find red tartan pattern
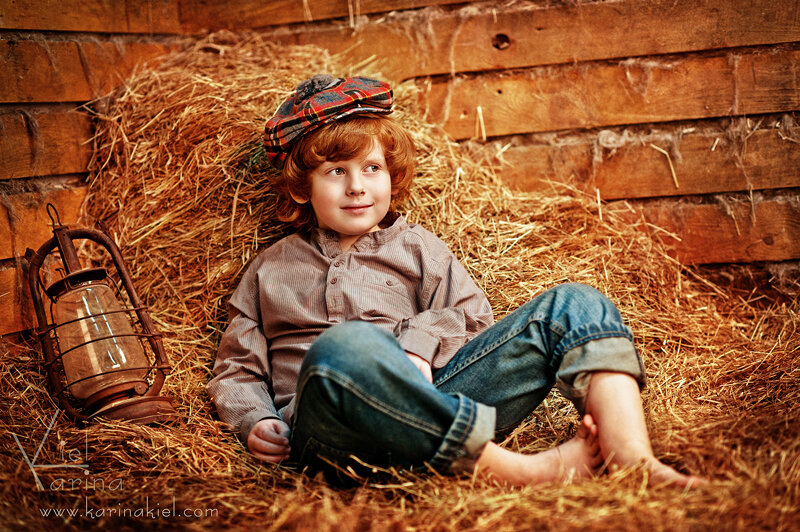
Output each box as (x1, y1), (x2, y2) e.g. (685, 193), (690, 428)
(264, 76), (393, 169)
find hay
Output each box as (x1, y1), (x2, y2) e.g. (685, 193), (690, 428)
(2, 31), (799, 530)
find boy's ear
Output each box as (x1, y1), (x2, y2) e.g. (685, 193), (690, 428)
(391, 188), (399, 196)
(290, 192), (309, 204)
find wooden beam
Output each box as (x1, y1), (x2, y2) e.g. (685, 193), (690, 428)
(0, 0), (181, 34)
(0, 186), (87, 261)
(622, 198), (800, 264)
(272, 0), (800, 81)
(422, 47), (800, 140)
(493, 126), (800, 199)
(0, 264), (35, 336)
(596, 127), (800, 199)
(178, 0), (462, 31)
(0, 39), (172, 104)
(0, 111), (93, 180)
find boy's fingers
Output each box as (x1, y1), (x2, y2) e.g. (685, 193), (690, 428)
(421, 365), (433, 383)
(249, 430), (291, 455)
(405, 352), (433, 383)
(416, 362), (433, 383)
(257, 428), (290, 445)
(276, 423), (291, 439)
(251, 438), (290, 456)
(253, 421), (291, 444)
(576, 418), (589, 439)
(252, 450), (291, 464)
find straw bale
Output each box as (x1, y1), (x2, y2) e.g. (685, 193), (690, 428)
(1, 31), (798, 531)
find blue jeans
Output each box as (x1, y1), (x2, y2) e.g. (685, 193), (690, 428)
(288, 283), (645, 481)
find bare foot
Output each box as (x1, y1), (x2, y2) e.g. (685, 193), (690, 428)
(476, 415), (602, 486)
(556, 413), (603, 482)
(584, 372), (707, 488)
(643, 458), (707, 488)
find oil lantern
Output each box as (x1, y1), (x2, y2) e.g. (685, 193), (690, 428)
(24, 204), (176, 424)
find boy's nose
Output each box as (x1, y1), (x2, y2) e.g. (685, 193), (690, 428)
(346, 176), (366, 196)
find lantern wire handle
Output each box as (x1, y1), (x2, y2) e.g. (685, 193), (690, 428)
(46, 203), (62, 228)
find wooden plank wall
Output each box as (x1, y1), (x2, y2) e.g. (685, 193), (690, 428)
(247, 0), (800, 268)
(0, 1), (466, 335)
(0, 1), (181, 335)
(2, 0), (798, 334)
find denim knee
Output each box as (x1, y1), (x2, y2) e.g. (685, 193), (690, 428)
(541, 284), (645, 412)
(292, 320), (495, 476)
(301, 321), (399, 379)
(527, 283), (633, 356)
(544, 282), (624, 324)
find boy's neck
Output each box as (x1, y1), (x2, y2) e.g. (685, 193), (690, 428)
(326, 212), (399, 252)
(338, 234), (360, 252)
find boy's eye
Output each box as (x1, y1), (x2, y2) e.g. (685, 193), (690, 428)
(365, 164), (380, 173)
(327, 167), (345, 176)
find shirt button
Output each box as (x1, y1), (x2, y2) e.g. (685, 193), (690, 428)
(386, 279), (393, 286)
(330, 278), (338, 284)
(333, 261), (342, 267)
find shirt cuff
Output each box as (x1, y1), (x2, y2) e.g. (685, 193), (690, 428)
(239, 409), (280, 443)
(398, 326), (440, 363)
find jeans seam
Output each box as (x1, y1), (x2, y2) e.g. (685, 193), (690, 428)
(298, 366), (445, 438)
(559, 329), (633, 354)
(436, 315), (632, 387)
(435, 313), (547, 386)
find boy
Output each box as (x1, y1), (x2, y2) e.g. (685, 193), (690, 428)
(208, 75), (700, 487)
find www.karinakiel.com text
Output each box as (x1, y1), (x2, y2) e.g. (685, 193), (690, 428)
(39, 496), (218, 520)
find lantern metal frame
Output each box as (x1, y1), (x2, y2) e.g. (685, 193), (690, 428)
(24, 205), (176, 424)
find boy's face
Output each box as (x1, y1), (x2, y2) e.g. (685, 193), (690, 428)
(300, 141), (395, 251)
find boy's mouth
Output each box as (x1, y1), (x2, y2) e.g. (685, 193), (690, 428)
(341, 203), (373, 213)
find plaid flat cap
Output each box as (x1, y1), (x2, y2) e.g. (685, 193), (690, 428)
(264, 74), (393, 169)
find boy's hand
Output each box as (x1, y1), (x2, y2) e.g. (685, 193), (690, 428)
(248, 418), (291, 463)
(406, 351), (433, 383)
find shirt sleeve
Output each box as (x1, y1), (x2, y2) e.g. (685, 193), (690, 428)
(394, 240), (494, 369)
(207, 260), (279, 443)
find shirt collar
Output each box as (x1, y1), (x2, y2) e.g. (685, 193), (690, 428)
(311, 213), (406, 257)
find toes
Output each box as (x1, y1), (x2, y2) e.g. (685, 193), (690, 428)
(576, 419), (590, 439)
(576, 414), (597, 439)
(590, 450), (604, 468)
(685, 476), (709, 488)
(647, 460), (708, 488)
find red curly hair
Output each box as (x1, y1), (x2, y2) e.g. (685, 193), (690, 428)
(275, 114), (416, 229)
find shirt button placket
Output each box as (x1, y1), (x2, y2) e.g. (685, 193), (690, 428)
(326, 260), (344, 322)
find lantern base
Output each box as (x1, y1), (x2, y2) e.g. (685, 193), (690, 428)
(89, 395), (178, 424)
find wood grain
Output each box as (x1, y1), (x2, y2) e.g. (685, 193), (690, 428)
(272, 0), (800, 81)
(0, 39), (171, 104)
(0, 264), (35, 336)
(421, 48), (800, 139)
(624, 198), (800, 264)
(0, 0), (181, 34)
(494, 127), (800, 199)
(0, 111), (93, 180)
(179, 0), (462, 31)
(0, 186), (88, 261)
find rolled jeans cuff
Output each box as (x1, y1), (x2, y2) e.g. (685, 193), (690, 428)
(556, 336), (646, 414)
(428, 393), (496, 474)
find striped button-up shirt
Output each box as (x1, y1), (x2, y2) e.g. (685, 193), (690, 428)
(207, 215), (495, 440)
